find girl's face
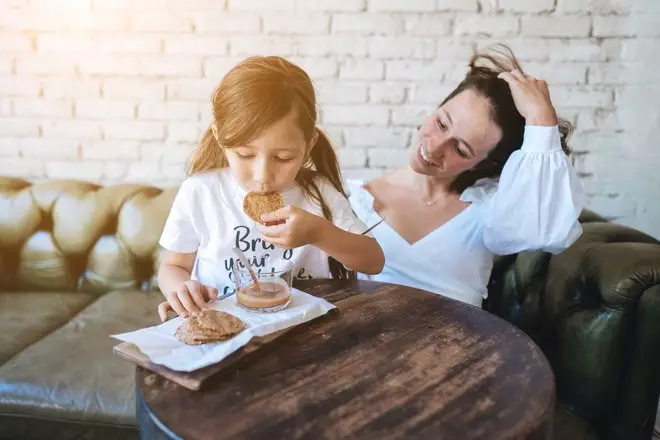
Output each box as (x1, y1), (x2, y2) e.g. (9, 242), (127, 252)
(223, 109), (316, 193)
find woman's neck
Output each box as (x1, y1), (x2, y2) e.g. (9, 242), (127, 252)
(404, 168), (454, 201)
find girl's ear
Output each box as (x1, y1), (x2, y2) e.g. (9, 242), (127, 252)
(307, 128), (319, 154)
(211, 122), (219, 142)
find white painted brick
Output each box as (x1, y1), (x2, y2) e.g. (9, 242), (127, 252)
(552, 86), (614, 108)
(92, 0), (165, 8)
(521, 16), (591, 37)
(385, 60), (448, 81)
(619, 39), (655, 61)
(588, 63), (632, 85)
(391, 106), (429, 127)
(164, 36), (228, 55)
(525, 63), (588, 85)
(43, 78), (102, 99)
(435, 38), (476, 60)
(332, 13), (403, 35)
(264, 13), (331, 35)
(316, 81), (368, 104)
(322, 105), (389, 125)
(36, 34), (96, 53)
(167, 122), (204, 142)
(77, 55), (141, 76)
(0, 56), (12, 75)
(338, 148), (367, 168)
(296, 0), (366, 11)
(0, 138), (20, 157)
(133, 12), (193, 32)
(1, 10), (129, 31)
(404, 15), (452, 36)
(140, 56), (203, 77)
(41, 120), (102, 140)
(0, 119), (36, 140)
(437, 0), (478, 11)
(193, 12), (262, 34)
(339, 59), (385, 80)
(0, 99), (10, 117)
(0, 77), (41, 97)
(556, 0), (630, 15)
(594, 16), (660, 38)
(585, 193), (636, 218)
(369, 83), (407, 104)
(75, 100), (136, 119)
(203, 57), (245, 79)
(318, 126), (344, 147)
(368, 148), (410, 167)
(138, 101), (200, 121)
(31, 0), (91, 8)
(368, 0), (435, 12)
(342, 167), (384, 180)
(0, 34), (32, 52)
(104, 121), (165, 140)
(82, 141), (140, 160)
(140, 142), (195, 163)
(497, 0), (554, 13)
(13, 99), (72, 117)
(99, 35), (162, 53)
(369, 37), (436, 59)
(297, 36), (368, 57)
(101, 161), (129, 182)
(230, 36), (295, 56)
(160, 164), (187, 180)
(0, 159), (44, 178)
(344, 127), (411, 148)
(104, 78), (166, 100)
(46, 160), (106, 181)
(18, 139), (80, 159)
(454, 15), (519, 37)
(16, 55), (77, 75)
(288, 57), (338, 79)
(409, 83), (455, 104)
(125, 162), (164, 182)
(167, 79), (216, 101)
(228, 0), (294, 10)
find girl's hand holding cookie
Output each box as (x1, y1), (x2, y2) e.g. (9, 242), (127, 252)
(257, 206), (326, 249)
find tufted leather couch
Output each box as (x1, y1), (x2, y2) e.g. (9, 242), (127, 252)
(1, 176), (659, 440)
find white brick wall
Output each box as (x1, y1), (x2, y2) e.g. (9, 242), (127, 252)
(0, 0), (659, 238)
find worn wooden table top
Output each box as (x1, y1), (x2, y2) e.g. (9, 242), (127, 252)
(136, 280), (555, 440)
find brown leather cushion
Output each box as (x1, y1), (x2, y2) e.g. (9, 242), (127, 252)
(0, 289), (163, 427)
(0, 292), (95, 364)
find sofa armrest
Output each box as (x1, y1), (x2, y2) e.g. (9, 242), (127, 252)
(543, 221), (660, 439)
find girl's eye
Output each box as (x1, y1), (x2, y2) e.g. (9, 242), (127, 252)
(436, 118), (447, 130)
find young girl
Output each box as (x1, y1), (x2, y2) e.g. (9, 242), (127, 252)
(157, 56), (384, 322)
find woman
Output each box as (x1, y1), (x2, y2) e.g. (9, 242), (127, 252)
(348, 46), (584, 307)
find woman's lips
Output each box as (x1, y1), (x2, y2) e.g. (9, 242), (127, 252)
(418, 144), (438, 168)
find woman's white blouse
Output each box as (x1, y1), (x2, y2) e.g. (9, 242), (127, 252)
(348, 125), (585, 307)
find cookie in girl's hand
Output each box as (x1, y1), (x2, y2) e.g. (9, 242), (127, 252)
(243, 192), (285, 225)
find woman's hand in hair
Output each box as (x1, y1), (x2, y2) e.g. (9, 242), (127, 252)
(257, 206), (326, 249)
(498, 70), (558, 126)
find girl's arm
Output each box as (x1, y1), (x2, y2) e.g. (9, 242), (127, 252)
(258, 206), (385, 275)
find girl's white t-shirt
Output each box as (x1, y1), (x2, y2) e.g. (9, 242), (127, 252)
(159, 169), (368, 297)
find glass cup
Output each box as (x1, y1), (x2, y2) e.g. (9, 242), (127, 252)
(234, 256), (293, 313)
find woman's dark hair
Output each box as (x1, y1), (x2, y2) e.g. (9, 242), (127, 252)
(446, 44), (573, 194)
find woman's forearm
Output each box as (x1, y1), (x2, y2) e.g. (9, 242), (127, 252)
(313, 223), (384, 274)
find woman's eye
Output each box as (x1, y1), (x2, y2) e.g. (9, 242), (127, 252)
(237, 153), (254, 159)
(436, 118), (447, 130)
(454, 144), (468, 158)
(275, 156), (294, 163)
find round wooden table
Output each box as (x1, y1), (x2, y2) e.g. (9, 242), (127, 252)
(136, 280), (555, 440)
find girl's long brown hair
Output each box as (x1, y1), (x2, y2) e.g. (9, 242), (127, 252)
(186, 55), (345, 222)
